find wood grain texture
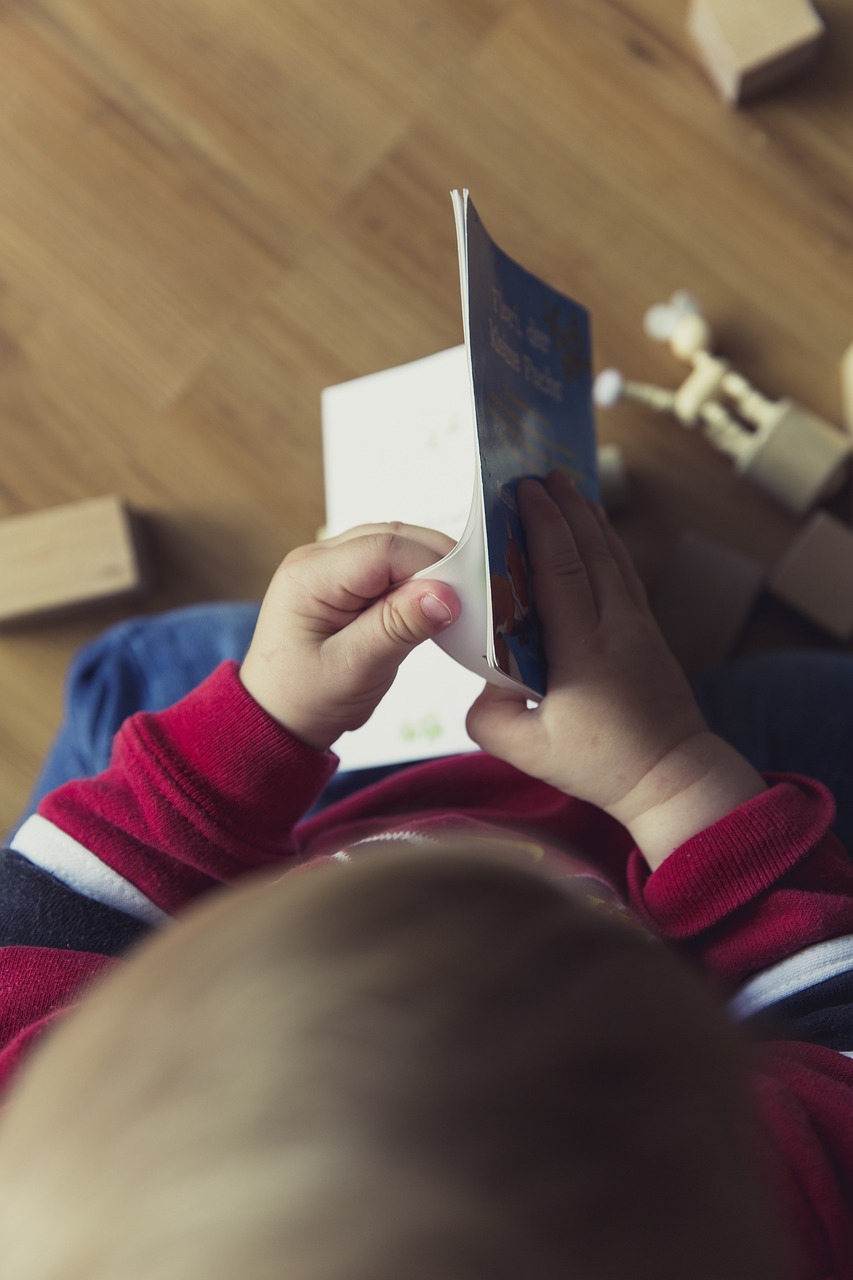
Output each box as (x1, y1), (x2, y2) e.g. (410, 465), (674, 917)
(1, 0), (852, 830)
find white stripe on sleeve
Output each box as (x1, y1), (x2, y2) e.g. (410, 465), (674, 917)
(729, 933), (853, 1020)
(10, 814), (170, 927)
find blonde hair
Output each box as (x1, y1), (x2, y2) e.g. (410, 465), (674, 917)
(0, 839), (790, 1279)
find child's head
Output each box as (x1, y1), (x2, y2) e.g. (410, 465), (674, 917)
(0, 839), (789, 1279)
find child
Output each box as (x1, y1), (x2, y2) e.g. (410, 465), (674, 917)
(0, 471), (851, 1277)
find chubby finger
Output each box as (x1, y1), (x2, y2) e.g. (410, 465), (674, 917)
(541, 472), (634, 618)
(330, 576), (462, 690)
(317, 521), (455, 563)
(543, 471), (609, 560)
(517, 478), (600, 638)
(466, 683), (536, 768)
(292, 530), (457, 615)
(466, 686), (545, 773)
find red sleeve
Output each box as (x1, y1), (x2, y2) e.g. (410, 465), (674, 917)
(0, 950), (115, 1094)
(37, 661), (337, 915)
(628, 775), (853, 1277)
(626, 775), (853, 986)
(751, 1043), (853, 1278)
(1, 662), (336, 1098)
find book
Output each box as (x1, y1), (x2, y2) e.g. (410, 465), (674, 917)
(321, 190), (598, 770)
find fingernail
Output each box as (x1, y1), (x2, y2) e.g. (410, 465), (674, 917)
(421, 593), (454, 626)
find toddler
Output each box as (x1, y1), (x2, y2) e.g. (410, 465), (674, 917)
(0, 472), (851, 1278)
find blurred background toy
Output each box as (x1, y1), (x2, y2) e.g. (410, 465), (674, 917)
(687, 0), (825, 105)
(594, 291), (851, 517)
(0, 497), (147, 627)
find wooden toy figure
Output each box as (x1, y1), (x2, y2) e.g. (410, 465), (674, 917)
(594, 292), (851, 517)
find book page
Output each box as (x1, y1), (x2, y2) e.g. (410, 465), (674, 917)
(322, 345), (474, 539)
(321, 346), (483, 770)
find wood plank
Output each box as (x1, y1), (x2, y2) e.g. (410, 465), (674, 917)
(15, 0), (514, 256)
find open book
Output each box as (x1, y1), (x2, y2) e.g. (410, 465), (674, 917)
(321, 190), (598, 770)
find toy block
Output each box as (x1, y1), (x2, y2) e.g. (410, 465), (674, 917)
(841, 341), (853, 433)
(649, 531), (765, 679)
(687, 0), (825, 105)
(769, 511), (853, 640)
(0, 496), (147, 625)
(596, 444), (629, 511)
(735, 399), (850, 517)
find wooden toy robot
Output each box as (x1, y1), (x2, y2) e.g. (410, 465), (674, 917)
(594, 292), (850, 516)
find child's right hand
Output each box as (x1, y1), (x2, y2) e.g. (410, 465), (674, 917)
(466, 472), (765, 868)
(240, 522), (460, 753)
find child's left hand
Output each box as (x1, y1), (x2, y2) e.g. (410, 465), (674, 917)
(240, 523), (461, 751)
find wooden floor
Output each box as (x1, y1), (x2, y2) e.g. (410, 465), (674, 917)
(2, 0), (853, 831)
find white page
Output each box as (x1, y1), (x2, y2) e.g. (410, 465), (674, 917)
(322, 345), (474, 535)
(321, 346), (484, 770)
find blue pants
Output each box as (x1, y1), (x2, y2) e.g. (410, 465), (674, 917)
(13, 603), (403, 834)
(14, 604), (853, 852)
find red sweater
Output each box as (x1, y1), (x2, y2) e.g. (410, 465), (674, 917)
(3, 661), (853, 1277)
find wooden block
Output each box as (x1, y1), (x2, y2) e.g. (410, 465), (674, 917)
(687, 0), (825, 104)
(769, 511), (853, 640)
(0, 496), (146, 625)
(736, 399), (850, 517)
(650, 531), (765, 679)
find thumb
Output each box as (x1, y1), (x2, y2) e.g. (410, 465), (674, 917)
(348, 579), (462, 681)
(466, 683), (533, 765)
(385, 579), (462, 643)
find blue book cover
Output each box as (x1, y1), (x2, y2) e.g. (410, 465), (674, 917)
(419, 190), (598, 698)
